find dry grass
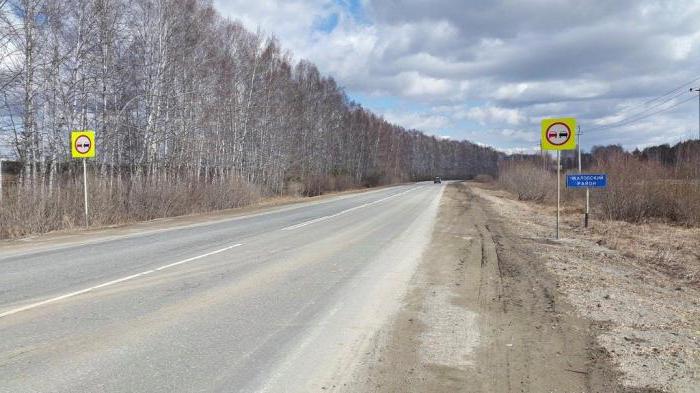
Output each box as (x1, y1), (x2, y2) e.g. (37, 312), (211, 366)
(473, 174), (494, 183)
(0, 174), (263, 239)
(294, 173), (359, 197)
(0, 164), (398, 239)
(0, 167), (387, 239)
(497, 161), (553, 202)
(498, 156), (700, 227)
(591, 156), (700, 225)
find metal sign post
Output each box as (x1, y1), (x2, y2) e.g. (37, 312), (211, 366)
(556, 150), (561, 239)
(585, 177), (590, 227)
(71, 130), (95, 228)
(82, 158), (89, 227)
(566, 173), (607, 227)
(577, 127), (590, 227)
(542, 118), (577, 240)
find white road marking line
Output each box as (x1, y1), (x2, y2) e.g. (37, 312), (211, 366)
(281, 186), (420, 231)
(0, 243), (242, 319)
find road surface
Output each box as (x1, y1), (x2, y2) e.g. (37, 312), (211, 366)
(0, 182), (444, 393)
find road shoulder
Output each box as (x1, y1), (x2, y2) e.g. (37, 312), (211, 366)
(350, 182), (655, 392)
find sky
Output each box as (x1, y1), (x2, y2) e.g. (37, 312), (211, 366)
(213, 0), (700, 153)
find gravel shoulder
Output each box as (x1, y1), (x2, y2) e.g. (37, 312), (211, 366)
(471, 182), (699, 392)
(351, 181), (698, 392)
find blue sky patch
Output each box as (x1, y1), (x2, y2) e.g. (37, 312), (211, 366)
(314, 12), (339, 33)
(339, 0), (365, 21)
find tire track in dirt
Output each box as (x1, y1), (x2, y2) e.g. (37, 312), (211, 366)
(349, 182), (637, 392)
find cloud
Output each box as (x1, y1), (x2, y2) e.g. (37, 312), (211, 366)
(213, 0), (337, 53)
(213, 0), (700, 151)
(461, 106), (525, 126)
(381, 110), (452, 134)
(500, 146), (541, 155)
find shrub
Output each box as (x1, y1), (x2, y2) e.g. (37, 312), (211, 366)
(591, 155), (699, 225)
(498, 161), (553, 202)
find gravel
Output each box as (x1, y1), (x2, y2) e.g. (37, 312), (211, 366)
(472, 184), (700, 393)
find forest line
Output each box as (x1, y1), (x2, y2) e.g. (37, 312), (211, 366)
(0, 0), (499, 237)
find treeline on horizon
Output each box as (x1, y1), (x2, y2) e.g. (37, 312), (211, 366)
(507, 139), (700, 174)
(0, 0), (499, 196)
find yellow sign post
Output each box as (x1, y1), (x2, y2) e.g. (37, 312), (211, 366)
(541, 118), (576, 240)
(71, 130), (95, 227)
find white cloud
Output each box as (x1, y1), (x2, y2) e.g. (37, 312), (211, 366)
(490, 80), (611, 104)
(213, 0), (700, 151)
(462, 106), (525, 126)
(395, 72), (453, 98)
(499, 129), (540, 143)
(500, 146), (541, 155)
(380, 110), (452, 134)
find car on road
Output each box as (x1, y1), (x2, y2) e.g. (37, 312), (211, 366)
(434, 177), (441, 184)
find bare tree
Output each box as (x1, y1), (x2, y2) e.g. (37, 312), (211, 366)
(0, 0), (501, 237)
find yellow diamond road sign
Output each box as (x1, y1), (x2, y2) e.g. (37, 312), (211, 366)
(541, 118), (576, 150)
(71, 130), (95, 158)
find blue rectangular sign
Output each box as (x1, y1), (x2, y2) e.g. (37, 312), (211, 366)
(566, 173), (607, 188)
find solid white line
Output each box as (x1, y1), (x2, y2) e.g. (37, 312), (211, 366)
(153, 244), (242, 271)
(281, 187), (420, 231)
(0, 243), (242, 319)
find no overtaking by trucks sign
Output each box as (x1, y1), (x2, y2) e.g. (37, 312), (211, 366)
(71, 131), (95, 158)
(541, 118), (576, 151)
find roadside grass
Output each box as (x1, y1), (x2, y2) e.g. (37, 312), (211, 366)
(0, 175), (263, 239)
(497, 157), (700, 227)
(0, 170), (403, 240)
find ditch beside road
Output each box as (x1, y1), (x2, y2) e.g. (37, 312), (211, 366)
(350, 182), (698, 393)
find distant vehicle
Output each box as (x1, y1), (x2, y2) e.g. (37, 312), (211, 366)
(434, 177), (441, 184)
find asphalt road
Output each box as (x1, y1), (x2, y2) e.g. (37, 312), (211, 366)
(0, 182), (445, 393)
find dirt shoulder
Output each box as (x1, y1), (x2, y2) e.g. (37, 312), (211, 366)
(471, 182), (699, 392)
(350, 182), (698, 392)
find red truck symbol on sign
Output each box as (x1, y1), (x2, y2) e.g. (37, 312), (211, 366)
(545, 123), (571, 146)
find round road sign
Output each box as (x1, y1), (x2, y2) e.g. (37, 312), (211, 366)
(75, 135), (92, 154)
(545, 122), (571, 146)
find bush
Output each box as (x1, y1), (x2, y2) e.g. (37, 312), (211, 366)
(498, 161), (553, 202)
